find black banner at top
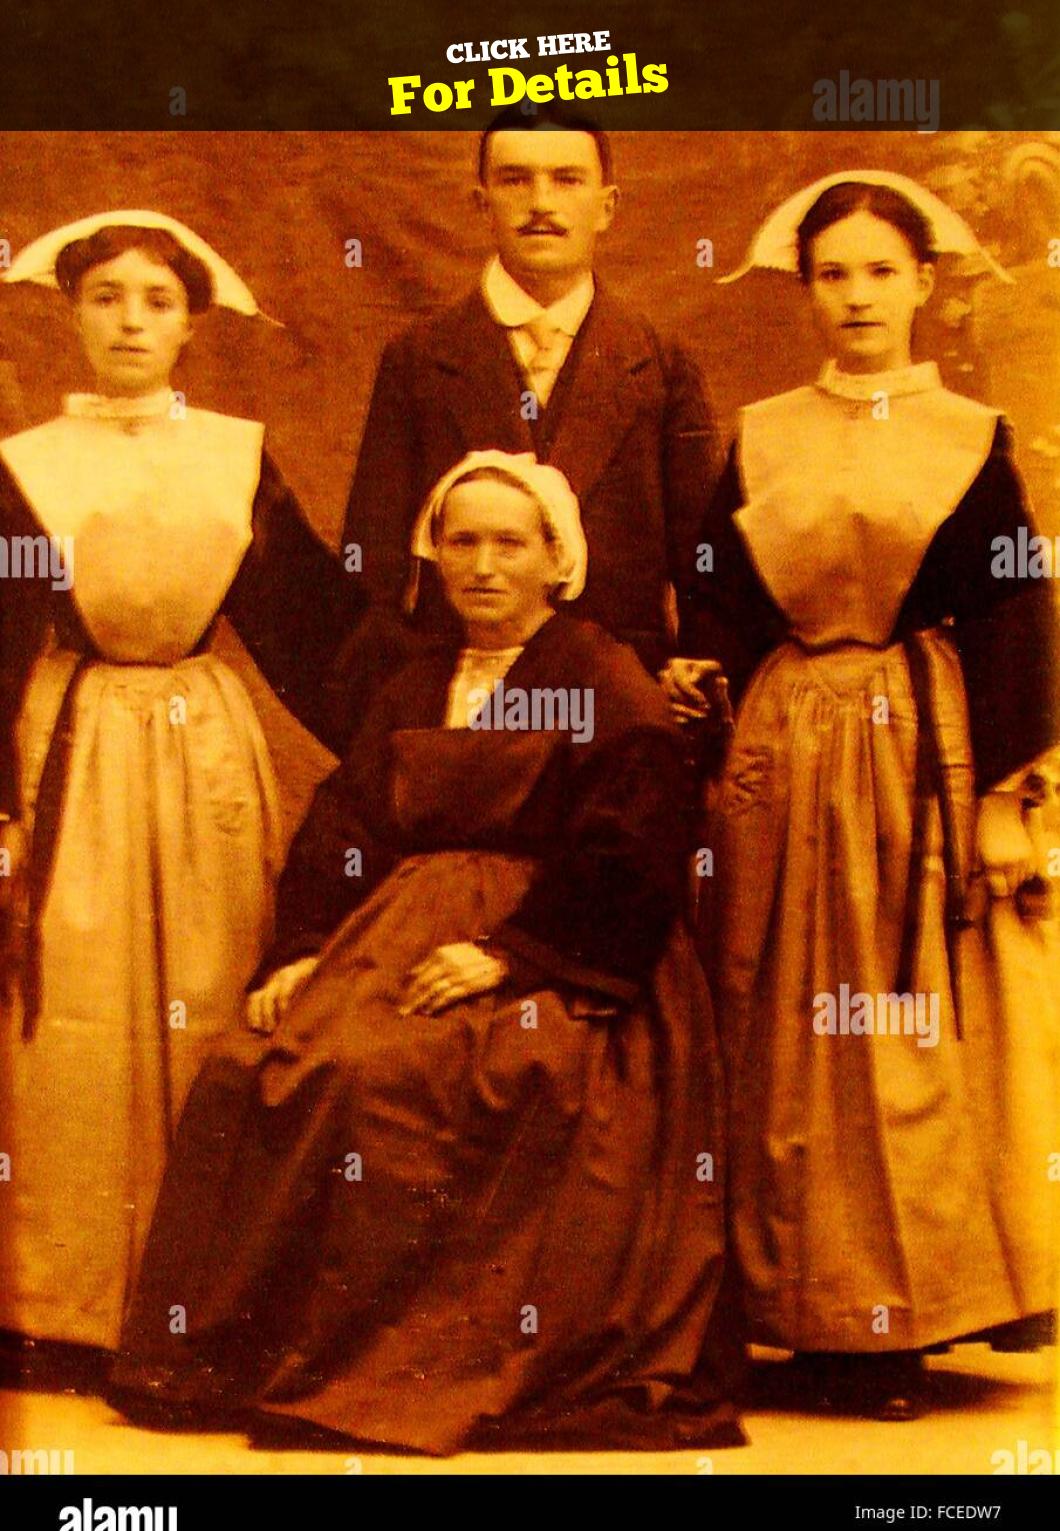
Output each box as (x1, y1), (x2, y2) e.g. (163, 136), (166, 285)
(0, 0), (1057, 130)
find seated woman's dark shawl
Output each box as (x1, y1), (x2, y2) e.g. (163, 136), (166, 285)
(110, 612), (742, 1455)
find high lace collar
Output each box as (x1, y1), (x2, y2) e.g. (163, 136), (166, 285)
(63, 388), (177, 425)
(816, 360), (942, 402)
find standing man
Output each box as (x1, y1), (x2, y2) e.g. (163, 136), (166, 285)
(342, 106), (719, 683)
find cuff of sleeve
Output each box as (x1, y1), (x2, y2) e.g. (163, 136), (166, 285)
(248, 933), (326, 993)
(983, 748), (1060, 800)
(492, 924), (641, 1005)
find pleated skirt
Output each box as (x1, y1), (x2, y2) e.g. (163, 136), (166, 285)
(707, 630), (1059, 1353)
(0, 646), (282, 1348)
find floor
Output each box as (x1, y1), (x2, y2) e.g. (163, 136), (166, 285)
(1, 1345), (1056, 1476)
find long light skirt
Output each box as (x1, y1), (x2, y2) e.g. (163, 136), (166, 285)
(0, 649), (282, 1349)
(707, 631), (1059, 1353)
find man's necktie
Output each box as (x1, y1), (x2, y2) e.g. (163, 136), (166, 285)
(522, 316), (567, 408)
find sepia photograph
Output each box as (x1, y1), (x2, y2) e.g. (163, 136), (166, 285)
(0, 110), (1057, 1500)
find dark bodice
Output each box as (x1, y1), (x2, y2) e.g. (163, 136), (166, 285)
(262, 613), (693, 1004)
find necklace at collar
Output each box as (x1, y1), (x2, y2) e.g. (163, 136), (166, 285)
(63, 388), (177, 432)
(816, 360), (942, 402)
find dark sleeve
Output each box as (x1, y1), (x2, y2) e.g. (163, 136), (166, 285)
(660, 339), (722, 598)
(340, 334), (421, 613)
(676, 441), (788, 701)
(0, 464), (52, 820)
(493, 724), (693, 1003)
(908, 421), (1060, 791)
(0, 594), (18, 818)
(251, 681), (402, 984)
(0, 504), (17, 816)
(223, 449), (369, 757)
(957, 585), (1060, 790)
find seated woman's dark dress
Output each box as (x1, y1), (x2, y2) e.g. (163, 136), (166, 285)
(110, 612), (741, 1454)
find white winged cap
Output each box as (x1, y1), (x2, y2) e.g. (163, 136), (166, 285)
(719, 170), (1013, 285)
(1, 208), (271, 316)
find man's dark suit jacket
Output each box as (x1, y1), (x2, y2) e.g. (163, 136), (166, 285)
(341, 282), (718, 680)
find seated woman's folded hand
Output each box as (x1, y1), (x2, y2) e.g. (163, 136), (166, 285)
(246, 955), (321, 1035)
(400, 941), (509, 1017)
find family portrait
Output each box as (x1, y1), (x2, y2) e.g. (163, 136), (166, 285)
(0, 118), (1056, 1477)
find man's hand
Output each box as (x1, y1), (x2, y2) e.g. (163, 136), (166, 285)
(659, 657), (727, 726)
(976, 792), (1037, 899)
(400, 942), (508, 1016)
(246, 955), (320, 1035)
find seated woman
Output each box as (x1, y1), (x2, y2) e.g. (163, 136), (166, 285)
(109, 450), (742, 1455)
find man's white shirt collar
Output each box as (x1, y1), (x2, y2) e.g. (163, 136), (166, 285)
(482, 256), (595, 337)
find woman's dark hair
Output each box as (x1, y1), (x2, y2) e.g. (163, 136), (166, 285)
(55, 226), (213, 312)
(796, 182), (938, 283)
